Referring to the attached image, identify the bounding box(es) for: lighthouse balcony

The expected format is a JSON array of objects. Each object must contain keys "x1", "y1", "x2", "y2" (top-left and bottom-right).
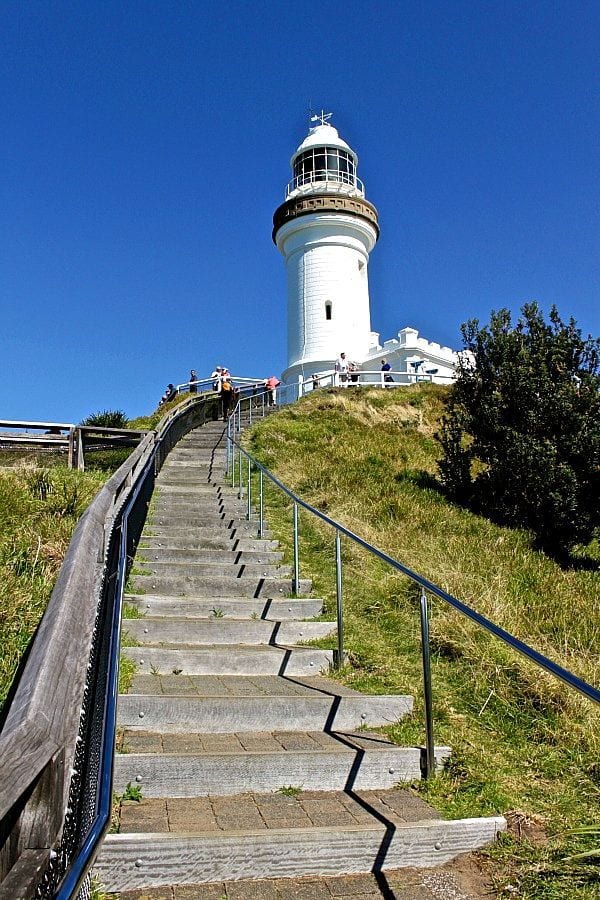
[{"x1": 286, "y1": 171, "x2": 365, "y2": 200}]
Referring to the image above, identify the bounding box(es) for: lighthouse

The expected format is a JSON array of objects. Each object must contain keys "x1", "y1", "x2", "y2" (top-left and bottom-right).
[{"x1": 273, "y1": 113, "x2": 380, "y2": 384}]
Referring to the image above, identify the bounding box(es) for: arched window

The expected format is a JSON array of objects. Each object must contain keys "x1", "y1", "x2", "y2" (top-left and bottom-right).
[{"x1": 325, "y1": 302, "x2": 332, "y2": 321}]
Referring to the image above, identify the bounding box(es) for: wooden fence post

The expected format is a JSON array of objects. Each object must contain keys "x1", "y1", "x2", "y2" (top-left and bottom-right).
[
  {"x1": 76, "y1": 429, "x2": 85, "y2": 472},
  {"x1": 67, "y1": 428, "x2": 75, "y2": 470}
]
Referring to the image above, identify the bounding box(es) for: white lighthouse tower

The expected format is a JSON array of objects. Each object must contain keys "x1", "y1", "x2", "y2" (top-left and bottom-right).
[{"x1": 273, "y1": 113, "x2": 380, "y2": 384}]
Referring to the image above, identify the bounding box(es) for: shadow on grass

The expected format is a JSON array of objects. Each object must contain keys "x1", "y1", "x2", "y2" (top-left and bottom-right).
[{"x1": 394, "y1": 469, "x2": 600, "y2": 573}]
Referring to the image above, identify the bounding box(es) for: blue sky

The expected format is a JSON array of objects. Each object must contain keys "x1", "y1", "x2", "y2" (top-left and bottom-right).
[{"x1": 1, "y1": 0, "x2": 598, "y2": 423}]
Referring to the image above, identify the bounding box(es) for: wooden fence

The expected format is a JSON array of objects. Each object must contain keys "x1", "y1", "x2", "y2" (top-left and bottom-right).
[
  {"x1": 0, "y1": 421, "x2": 148, "y2": 471},
  {"x1": 0, "y1": 395, "x2": 217, "y2": 897}
]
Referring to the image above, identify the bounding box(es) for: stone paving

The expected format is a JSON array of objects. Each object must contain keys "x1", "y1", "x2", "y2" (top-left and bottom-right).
[
  {"x1": 117, "y1": 789, "x2": 440, "y2": 835},
  {"x1": 119, "y1": 729, "x2": 398, "y2": 755},
  {"x1": 114, "y1": 866, "x2": 478, "y2": 899},
  {"x1": 127, "y1": 675, "x2": 366, "y2": 698}
]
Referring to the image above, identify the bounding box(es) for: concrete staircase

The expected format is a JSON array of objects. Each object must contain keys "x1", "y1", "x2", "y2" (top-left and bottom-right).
[{"x1": 96, "y1": 418, "x2": 505, "y2": 897}]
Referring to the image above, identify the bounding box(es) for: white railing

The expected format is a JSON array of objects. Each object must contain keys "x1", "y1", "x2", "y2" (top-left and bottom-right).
[
  {"x1": 285, "y1": 170, "x2": 365, "y2": 198},
  {"x1": 278, "y1": 369, "x2": 455, "y2": 401}
]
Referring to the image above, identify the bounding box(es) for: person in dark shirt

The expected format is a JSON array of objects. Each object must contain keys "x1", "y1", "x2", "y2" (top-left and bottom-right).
[
  {"x1": 159, "y1": 384, "x2": 177, "y2": 406},
  {"x1": 381, "y1": 359, "x2": 394, "y2": 384}
]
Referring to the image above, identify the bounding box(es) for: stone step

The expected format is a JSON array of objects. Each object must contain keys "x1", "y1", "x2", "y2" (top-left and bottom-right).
[
  {"x1": 98, "y1": 868, "x2": 490, "y2": 899},
  {"x1": 153, "y1": 493, "x2": 244, "y2": 506},
  {"x1": 150, "y1": 506, "x2": 248, "y2": 525},
  {"x1": 150, "y1": 509, "x2": 253, "y2": 524},
  {"x1": 148, "y1": 514, "x2": 256, "y2": 528},
  {"x1": 135, "y1": 548, "x2": 284, "y2": 563},
  {"x1": 128, "y1": 575, "x2": 312, "y2": 597},
  {"x1": 123, "y1": 644, "x2": 333, "y2": 676},
  {"x1": 124, "y1": 595, "x2": 323, "y2": 619},
  {"x1": 143, "y1": 523, "x2": 271, "y2": 539},
  {"x1": 156, "y1": 477, "x2": 229, "y2": 488},
  {"x1": 113, "y1": 731, "x2": 448, "y2": 796},
  {"x1": 96, "y1": 788, "x2": 505, "y2": 891},
  {"x1": 153, "y1": 484, "x2": 238, "y2": 495},
  {"x1": 139, "y1": 537, "x2": 279, "y2": 552},
  {"x1": 169, "y1": 436, "x2": 225, "y2": 441},
  {"x1": 161, "y1": 459, "x2": 223, "y2": 468},
  {"x1": 123, "y1": 617, "x2": 333, "y2": 645},
  {"x1": 133, "y1": 561, "x2": 291, "y2": 578},
  {"x1": 150, "y1": 509, "x2": 248, "y2": 522},
  {"x1": 117, "y1": 683, "x2": 413, "y2": 733}
]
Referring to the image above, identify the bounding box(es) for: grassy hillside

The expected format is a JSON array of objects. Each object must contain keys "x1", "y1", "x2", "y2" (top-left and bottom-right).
[
  {"x1": 245, "y1": 385, "x2": 600, "y2": 899},
  {"x1": 0, "y1": 466, "x2": 106, "y2": 708}
]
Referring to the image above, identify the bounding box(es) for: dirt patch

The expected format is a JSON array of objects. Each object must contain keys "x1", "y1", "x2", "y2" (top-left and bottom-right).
[{"x1": 505, "y1": 809, "x2": 548, "y2": 846}]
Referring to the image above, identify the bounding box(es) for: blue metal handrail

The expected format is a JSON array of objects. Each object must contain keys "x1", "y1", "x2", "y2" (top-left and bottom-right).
[
  {"x1": 225, "y1": 429, "x2": 600, "y2": 776},
  {"x1": 52, "y1": 395, "x2": 217, "y2": 899},
  {"x1": 54, "y1": 451, "x2": 156, "y2": 899}
]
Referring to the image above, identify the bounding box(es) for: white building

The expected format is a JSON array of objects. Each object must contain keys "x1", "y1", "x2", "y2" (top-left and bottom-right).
[{"x1": 272, "y1": 114, "x2": 459, "y2": 387}]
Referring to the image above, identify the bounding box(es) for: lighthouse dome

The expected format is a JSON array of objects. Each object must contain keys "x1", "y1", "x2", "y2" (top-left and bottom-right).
[
  {"x1": 286, "y1": 115, "x2": 363, "y2": 199},
  {"x1": 291, "y1": 123, "x2": 357, "y2": 163}
]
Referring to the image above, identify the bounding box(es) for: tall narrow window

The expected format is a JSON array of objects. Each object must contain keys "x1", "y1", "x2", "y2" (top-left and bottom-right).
[{"x1": 325, "y1": 302, "x2": 332, "y2": 321}]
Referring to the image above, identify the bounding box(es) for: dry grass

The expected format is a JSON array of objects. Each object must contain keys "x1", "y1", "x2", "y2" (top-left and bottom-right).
[{"x1": 0, "y1": 465, "x2": 106, "y2": 707}]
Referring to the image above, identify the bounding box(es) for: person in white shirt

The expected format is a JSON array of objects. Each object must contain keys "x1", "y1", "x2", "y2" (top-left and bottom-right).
[{"x1": 335, "y1": 352, "x2": 349, "y2": 387}]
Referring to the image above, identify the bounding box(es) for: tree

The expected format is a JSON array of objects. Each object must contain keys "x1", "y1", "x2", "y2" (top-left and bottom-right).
[{"x1": 437, "y1": 303, "x2": 600, "y2": 557}]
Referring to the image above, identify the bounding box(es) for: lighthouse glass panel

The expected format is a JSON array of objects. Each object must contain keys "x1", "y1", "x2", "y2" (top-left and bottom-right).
[{"x1": 293, "y1": 149, "x2": 356, "y2": 188}]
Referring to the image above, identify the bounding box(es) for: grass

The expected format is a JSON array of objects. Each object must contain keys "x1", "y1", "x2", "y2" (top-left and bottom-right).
[
  {"x1": 244, "y1": 385, "x2": 600, "y2": 899},
  {"x1": 0, "y1": 465, "x2": 106, "y2": 708},
  {"x1": 277, "y1": 785, "x2": 303, "y2": 797},
  {"x1": 118, "y1": 653, "x2": 137, "y2": 693},
  {"x1": 122, "y1": 602, "x2": 143, "y2": 618}
]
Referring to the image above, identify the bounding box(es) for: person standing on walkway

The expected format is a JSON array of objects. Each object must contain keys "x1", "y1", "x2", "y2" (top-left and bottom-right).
[
  {"x1": 381, "y1": 359, "x2": 394, "y2": 384},
  {"x1": 220, "y1": 376, "x2": 235, "y2": 421},
  {"x1": 335, "y1": 352, "x2": 348, "y2": 387},
  {"x1": 189, "y1": 369, "x2": 198, "y2": 393},
  {"x1": 265, "y1": 375, "x2": 280, "y2": 407}
]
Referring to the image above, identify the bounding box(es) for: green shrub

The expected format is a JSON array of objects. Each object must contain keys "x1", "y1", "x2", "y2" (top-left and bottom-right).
[
  {"x1": 438, "y1": 303, "x2": 600, "y2": 558},
  {"x1": 80, "y1": 410, "x2": 129, "y2": 428}
]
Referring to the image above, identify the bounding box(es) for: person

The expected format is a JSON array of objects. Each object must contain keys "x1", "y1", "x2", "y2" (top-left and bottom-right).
[
  {"x1": 189, "y1": 369, "x2": 198, "y2": 393},
  {"x1": 211, "y1": 366, "x2": 223, "y2": 391},
  {"x1": 311, "y1": 373, "x2": 320, "y2": 391},
  {"x1": 348, "y1": 362, "x2": 360, "y2": 385},
  {"x1": 381, "y1": 359, "x2": 394, "y2": 384},
  {"x1": 265, "y1": 375, "x2": 281, "y2": 407},
  {"x1": 220, "y1": 376, "x2": 235, "y2": 421},
  {"x1": 159, "y1": 383, "x2": 177, "y2": 406},
  {"x1": 335, "y1": 352, "x2": 348, "y2": 386}
]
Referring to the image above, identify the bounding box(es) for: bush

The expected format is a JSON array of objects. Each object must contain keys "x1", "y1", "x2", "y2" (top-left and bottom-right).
[
  {"x1": 80, "y1": 410, "x2": 129, "y2": 428},
  {"x1": 437, "y1": 303, "x2": 600, "y2": 557}
]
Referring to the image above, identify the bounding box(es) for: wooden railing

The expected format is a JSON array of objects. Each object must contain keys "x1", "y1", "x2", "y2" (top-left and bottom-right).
[
  {"x1": 0, "y1": 394, "x2": 219, "y2": 898},
  {"x1": 0, "y1": 420, "x2": 148, "y2": 471}
]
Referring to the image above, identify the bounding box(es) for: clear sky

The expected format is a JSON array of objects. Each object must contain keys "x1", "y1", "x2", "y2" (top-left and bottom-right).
[{"x1": 1, "y1": 0, "x2": 598, "y2": 423}]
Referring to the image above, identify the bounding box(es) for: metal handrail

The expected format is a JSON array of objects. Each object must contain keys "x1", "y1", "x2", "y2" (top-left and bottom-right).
[
  {"x1": 53, "y1": 395, "x2": 219, "y2": 898},
  {"x1": 225, "y1": 429, "x2": 600, "y2": 777},
  {"x1": 176, "y1": 375, "x2": 268, "y2": 394},
  {"x1": 54, "y1": 449, "x2": 156, "y2": 899},
  {"x1": 0, "y1": 392, "x2": 219, "y2": 898}
]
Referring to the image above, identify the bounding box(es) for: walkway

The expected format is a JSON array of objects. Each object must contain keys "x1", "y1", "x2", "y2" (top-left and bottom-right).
[{"x1": 96, "y1": 417, "x2": 503, "y2": 898}]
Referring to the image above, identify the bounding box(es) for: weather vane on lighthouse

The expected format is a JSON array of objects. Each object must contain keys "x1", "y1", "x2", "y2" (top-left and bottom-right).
[{"x1": 310, "y1": 110, "x2": 332, "y2": 126}]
